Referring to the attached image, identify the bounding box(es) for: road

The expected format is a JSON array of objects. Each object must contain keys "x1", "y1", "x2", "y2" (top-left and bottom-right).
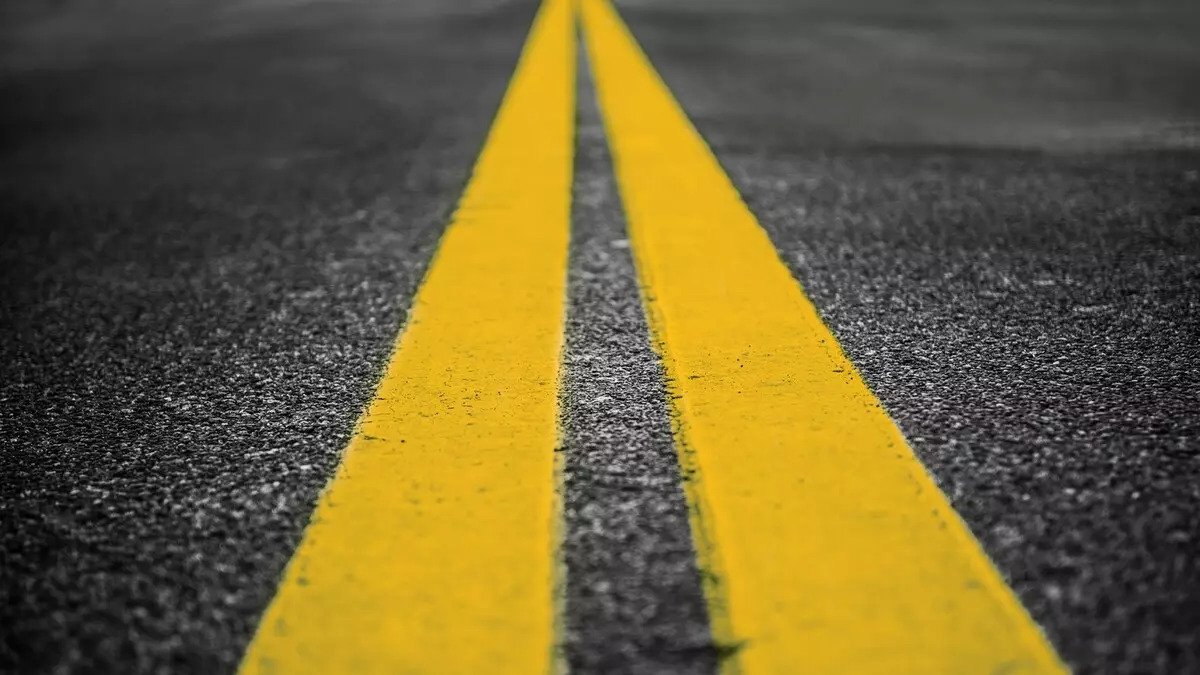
[{"x1": 2, "y1": 0, "x2": 1198, "y2": 673}]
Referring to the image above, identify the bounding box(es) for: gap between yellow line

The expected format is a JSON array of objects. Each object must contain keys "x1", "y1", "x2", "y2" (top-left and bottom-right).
[
  {"x1": 237, "y1": 0, "x2": 574, "y2": 671},
  {"x1": 580, "y1": 0, "x2": 1068, "y2": 672}
]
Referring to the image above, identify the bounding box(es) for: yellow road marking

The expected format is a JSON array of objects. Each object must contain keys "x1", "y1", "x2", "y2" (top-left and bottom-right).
[
  {"x1": 580, "y1": 1, "x2": 1068, "y2": 672},
  {"x1": 238, "y1": 0, "x2": 574, "y2": 671}
]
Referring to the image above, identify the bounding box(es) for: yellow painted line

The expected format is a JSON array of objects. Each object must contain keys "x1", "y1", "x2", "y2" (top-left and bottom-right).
[
  {"x1": 580, "y1": 1, "x2": 1068, "y2": 672},
  {"x1": 238, "y1": 0, "x2": 574, "y2": 672}
]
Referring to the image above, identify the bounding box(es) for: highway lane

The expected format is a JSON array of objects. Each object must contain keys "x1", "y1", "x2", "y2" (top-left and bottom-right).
[
  {"x1": 1, "y1": 1, "x2": 538, "y2": 672},
  {"x1": 1, "y1": 0, "x2": 1198, "y2": 673},
  {"x1": 618, "y1": 0, "x2": 1200, "y2": 672}
]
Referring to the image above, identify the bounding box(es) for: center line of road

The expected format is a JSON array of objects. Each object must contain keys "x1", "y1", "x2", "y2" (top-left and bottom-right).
[
  {"x1": 237, "y1": 0, "x2": 574, "y2": 672},
  {"x1": 580, "y1": 0, "x2": 1068, "y2": 672}
]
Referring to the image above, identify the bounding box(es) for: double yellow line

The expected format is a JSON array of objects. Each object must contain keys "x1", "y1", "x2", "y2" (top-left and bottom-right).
[{"x1": 238, "y1": 0, "x2": 1067, "y2": 672}]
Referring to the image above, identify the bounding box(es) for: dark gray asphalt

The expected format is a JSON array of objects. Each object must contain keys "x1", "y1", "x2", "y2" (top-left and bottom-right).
[
  {"x1": 2, "y1": 0, "x2": 1199, "y2": 673},
  {"x1": 620, "y1": 0, "x2": 1200, "y2": 673},
  {"x1": 559, "y1": 47, "x2": 715, "y2": 675},
  {"x1": 0, "y1": 1, "x2": 536, "y2": 672}
]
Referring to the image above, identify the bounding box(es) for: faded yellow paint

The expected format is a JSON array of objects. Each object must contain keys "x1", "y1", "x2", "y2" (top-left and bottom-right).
[
  {"x1": 580, "y1": 0, "x2": 1068, "y2": 672},
  {"x1": 237, "y1": 0, "x2": 574, "y2": 672}
]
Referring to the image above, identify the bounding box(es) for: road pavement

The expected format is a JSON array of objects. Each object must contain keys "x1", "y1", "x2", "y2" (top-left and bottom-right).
[
  {"x1": 1, "y1": 1, "x2": 535, "y2": 671},
  {"x1": 618, "y1": 1, "x2": 1199, "y2": 671},
  {"x1": 2, "y1": 0, "x2": 1198, "y2": 673}
]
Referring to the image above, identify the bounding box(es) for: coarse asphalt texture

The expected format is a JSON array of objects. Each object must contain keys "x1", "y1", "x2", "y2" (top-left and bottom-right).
[
  {"x1": 620, "y1": 0, "x2": 1200, "y2": 672},
  {"x1": 1, "y1": 1, "x2": 537, "y2": 671},
  {"x1": 2, "y1": 0, "x2": 1199, "y2": 673},
  {"x1": 559, "y1": 46, "x2": 715, "y2": 675}
]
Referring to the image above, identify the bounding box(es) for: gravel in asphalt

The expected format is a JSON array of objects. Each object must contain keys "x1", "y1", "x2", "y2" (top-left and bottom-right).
[
  {"x1": 559, "y1": 46, "x2": 716, "y2": 675},
  {"x1": 0, "y1": 1, "x2": 537, "y2": 672},
  {"x1": 621, "y1": 0, "x2": 1200, "y2": 672},
  {"x1": 3, "y1": 0, "x2": 1199, "y2": 672}
]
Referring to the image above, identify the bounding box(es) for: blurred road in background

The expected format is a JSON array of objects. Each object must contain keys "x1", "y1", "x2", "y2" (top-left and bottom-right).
[{"x1": 2, "y1": 0, "x2": 1197, "y2": 673}]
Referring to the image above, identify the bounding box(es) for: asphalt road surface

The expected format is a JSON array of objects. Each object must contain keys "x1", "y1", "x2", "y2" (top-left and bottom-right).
[{"x1": 2, "y1": 0, "x2": 1198, "y2": 673}]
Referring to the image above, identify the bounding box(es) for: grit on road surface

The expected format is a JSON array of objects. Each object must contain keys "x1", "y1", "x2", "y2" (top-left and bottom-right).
[
  {"x1": 2, "y1": 0, "x2": 1199, "y2": 673},
  {"x1": 2, "y1": 1, "x2": 536, "y2": 671},
  {"x1": 618, "y1": 1, "x2": 1200, "y2": 672}
]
